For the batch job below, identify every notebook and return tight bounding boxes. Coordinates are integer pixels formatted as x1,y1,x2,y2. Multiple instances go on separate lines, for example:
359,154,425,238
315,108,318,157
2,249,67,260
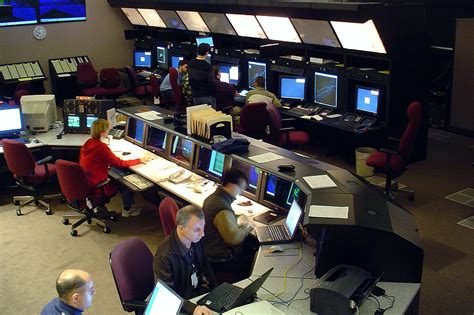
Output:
145,280,183,315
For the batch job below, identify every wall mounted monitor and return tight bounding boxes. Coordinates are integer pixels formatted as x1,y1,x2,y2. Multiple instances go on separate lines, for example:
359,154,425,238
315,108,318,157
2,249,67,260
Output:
0,1,37,26
280,76,306,101
355,86,380,116
145,126,168,156
126,117,145,145
0,107,23,138
121,8,147,26
138,8,166,28
85,115,98,128
177,11,209,32
39,0,86,23
219,64,239,85
231,159,260,198
256,16,301,43
314,72,338,108
157,46,168,69
248,61,266,89
169,135,195,168
134,51,152,68
262,173,306,211
330,19,386,54
196,36,214,47
225,14,267,39
171,55,184,69
195,146,227,182
157,10,186,30
200,12,236,36
290,19,341,48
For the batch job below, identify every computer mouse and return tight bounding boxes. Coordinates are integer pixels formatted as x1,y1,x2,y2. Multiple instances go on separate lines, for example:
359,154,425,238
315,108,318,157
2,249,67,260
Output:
122,151,131,156
34,139,40,143
268,245,284,253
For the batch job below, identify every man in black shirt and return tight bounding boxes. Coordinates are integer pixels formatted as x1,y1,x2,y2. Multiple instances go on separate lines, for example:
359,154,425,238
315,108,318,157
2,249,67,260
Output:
188,43,216,107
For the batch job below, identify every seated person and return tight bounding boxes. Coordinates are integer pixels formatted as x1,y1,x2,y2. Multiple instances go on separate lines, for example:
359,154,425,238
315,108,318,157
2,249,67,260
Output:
182,70,193,110
212,65,240,116
202,169,256,279
246,76,282,108
41,269,96,315
80,119,149,217
160,59,188,99
153,205,216,315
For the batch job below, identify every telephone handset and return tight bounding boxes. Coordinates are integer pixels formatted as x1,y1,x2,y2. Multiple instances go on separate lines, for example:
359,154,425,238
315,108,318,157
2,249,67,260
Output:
169,169,192,183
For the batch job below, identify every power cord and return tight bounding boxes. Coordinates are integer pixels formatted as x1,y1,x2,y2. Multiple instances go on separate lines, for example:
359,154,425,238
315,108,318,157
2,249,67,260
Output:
369,294,395,314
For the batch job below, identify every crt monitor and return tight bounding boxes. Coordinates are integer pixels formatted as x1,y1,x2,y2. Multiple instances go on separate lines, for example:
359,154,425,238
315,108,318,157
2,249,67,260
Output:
196,36,214,47
263,173,306,211
314,72,338,108
280,76,306,101
248,61,266,89
157,46,168,69
134,51,152,68
146,127,168,155
171,55,184,69
66,114,81,129
169,135,194,167
231,159,259,196
86,115,98,128
0,107,23,138
126,118,145,145
219,64,239,85
356,86,380,115
196,146,226,180
20,94,57,132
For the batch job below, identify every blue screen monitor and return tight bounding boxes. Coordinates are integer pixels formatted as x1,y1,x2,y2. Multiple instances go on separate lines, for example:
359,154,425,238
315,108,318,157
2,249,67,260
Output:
314,72,338,108
248,61,266,89
0,107,23,137
171,55,184,69
196,36,214,47
86,115,98,128
134,51,152,68
356,86,380,115
197,146,225,180
263,174,306,211
280,76,306,100
219,64,239,85
231,159,259,196
39,0,87,23
0,1,37,26
170,135,194,167
126,118,145,144
157,46,168,69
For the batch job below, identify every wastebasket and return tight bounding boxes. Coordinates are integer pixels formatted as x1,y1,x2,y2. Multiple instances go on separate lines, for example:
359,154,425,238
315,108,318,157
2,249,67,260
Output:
355,147,377,177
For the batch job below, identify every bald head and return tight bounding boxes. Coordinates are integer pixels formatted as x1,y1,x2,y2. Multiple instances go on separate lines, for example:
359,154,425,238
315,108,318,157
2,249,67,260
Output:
56,269,94,308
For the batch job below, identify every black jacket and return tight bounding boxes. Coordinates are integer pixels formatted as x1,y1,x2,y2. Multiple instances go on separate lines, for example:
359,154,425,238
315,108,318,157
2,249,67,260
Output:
153,230,217,314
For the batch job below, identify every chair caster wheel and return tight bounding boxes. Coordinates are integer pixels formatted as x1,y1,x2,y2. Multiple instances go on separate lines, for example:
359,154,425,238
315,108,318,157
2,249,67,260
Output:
34,200,40,206
46,209,52,215
70,230,78,237
16,209,22,216
62,218,69,225
14,200,20,206
103,227,111,234
110,214,119,222
87,219,92,224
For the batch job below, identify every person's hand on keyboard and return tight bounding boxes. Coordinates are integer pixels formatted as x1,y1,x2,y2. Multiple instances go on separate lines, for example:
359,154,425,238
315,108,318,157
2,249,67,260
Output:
193,305,214,315
140,155,155,164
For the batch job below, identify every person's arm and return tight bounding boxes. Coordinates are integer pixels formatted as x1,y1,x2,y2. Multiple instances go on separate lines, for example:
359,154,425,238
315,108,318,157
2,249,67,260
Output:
213,210,250,246
100,144,141,168
153,255,175,289
200,244,218,289
271,92,282,107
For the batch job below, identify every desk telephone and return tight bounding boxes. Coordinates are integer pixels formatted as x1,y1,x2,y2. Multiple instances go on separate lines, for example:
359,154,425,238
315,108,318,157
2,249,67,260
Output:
109,128,124,139
169,169,192,184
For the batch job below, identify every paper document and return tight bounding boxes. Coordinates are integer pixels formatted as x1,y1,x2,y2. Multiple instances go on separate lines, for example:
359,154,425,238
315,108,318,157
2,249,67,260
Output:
23,63,35,77
0,66,12,80
309,205,349,219
31,62,43,76
301,114,323,121
15,64,27,78
327,113,342,119
51,60,64,74
8,65,19,79
249,152,284,164
303,175,337,189
135,111,162,120
223,301,284,315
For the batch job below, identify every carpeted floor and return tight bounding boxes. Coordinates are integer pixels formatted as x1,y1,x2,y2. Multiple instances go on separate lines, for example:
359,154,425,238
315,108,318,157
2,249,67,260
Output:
0,129,473,314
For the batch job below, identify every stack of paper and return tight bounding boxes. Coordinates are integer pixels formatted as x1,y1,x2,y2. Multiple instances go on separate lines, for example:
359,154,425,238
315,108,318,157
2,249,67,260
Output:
303,174,337,189
249,152,283,163
186,105,232,139
135,111,162,120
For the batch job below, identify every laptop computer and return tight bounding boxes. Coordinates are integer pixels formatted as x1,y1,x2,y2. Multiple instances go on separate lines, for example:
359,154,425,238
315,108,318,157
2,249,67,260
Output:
254,199,303,245
196,268,273,313
145,280,184,315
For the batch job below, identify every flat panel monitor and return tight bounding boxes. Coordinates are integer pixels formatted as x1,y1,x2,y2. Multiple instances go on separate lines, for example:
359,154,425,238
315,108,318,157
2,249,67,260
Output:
196,36,214,47
169,135,194,168
39,0,86,23
138,8,166,28
144,280,183,315
146,126,167,156
0,1,37,26
263,173,306,211
177,11,209,32
171,55,184,69
86,115,98,128
200,12,236,36
134,51,152,68
66,114,81,129
126,118,145,145
330,19,386,54
196,146,225,181
356,86,380,115
248,61,266,89
231,159,259,196
225,14,267,39
291,19,341,48
219,64,239,85
280,76,306,101
0,107,23,138
256,16,301,43
157,10,186,30
157,46,168,69
314,72,338,108
121,8,147,26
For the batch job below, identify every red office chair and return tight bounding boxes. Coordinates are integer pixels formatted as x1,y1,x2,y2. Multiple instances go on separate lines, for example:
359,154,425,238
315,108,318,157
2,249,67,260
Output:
125,66,152,103
236,102,270,139
149,74,160,99
55,159,118,236
214,81,236,114
366,101,422,200
169,68,184,112
99,68,128,98
14,82,31,105
158,197,179,237
76,62,108,97
1,139,61,216
266,103,310,148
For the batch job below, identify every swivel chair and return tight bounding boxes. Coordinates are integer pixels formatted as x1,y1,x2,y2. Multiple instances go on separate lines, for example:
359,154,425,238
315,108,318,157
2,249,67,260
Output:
168,68,184,112
125,66,153,103
99,68,128,98
236,102,270,139
14,82,31,105
76,62,108,97
158,197,179,237
266,103,310,149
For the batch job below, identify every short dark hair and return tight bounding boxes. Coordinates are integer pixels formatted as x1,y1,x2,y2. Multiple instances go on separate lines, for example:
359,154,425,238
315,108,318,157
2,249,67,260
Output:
56,271,86,301
212,65,220,79
178,59,188,67
222,169,248,187
255,76,265,88
176,205,204,227
197,43,211,56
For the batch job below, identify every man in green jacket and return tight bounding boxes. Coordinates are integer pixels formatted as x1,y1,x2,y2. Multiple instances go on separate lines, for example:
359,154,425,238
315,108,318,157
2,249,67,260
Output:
246,76,282,108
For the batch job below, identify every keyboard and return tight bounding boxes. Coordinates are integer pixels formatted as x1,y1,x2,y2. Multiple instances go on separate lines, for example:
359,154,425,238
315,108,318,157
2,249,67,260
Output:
267,225,289,241
287,106,316,116
207,285,243,310
123,174,153,190
109,166,130,177
0,137,30,146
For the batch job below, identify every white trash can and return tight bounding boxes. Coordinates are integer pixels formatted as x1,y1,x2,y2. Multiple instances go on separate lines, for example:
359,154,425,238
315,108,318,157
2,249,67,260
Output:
355,147,377,177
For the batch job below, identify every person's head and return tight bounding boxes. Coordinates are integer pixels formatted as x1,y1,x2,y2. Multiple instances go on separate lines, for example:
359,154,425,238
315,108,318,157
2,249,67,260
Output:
212,65,220,80
254,76,265,89
197,43,211,57
90,119,109,139
176,205,205,246
222,169,248,198
56,269,95,310
178,59,188,74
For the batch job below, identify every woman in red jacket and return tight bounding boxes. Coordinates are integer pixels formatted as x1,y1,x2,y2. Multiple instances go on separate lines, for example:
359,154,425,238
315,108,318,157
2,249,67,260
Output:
80,119,147,217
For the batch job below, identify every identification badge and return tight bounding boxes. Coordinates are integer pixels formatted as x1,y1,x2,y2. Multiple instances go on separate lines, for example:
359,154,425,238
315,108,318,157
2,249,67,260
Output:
191,271,198,288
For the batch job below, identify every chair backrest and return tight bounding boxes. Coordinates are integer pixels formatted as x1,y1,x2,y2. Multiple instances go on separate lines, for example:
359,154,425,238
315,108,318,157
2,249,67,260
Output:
100,68,122,89
55,159,93,202
15,90,31,105
239,103,270,139
214,81,236,112
125,66,140,88
149,74,160,97
14,81,31,93
247,93,273,106
159,197,179,237
1,139,36,177
399,101,422,161
169,68,184,106
76,62,98,87
266,102,283,139
110,237,155,311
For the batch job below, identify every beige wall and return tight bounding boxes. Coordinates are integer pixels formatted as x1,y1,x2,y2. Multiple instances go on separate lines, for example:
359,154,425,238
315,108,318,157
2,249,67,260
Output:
0,0,134,94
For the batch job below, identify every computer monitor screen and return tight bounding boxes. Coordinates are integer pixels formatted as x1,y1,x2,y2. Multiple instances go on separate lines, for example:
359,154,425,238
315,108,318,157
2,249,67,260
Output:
197,146,225,179
134,51,152,68
0,1,37,26
330,19,386,54
264,174,306,211
67,115,80,128
200,12,236,36
86,115,98,128
171,55,184,69
126,118,145,144
170,135,193,166
157,10,186,30
196,36,214,47
256,16,301,43
138,8,166,28
231,159,259,195
177,11,209,32
280,76,306,100
248,61,266,89
121,8,147,26
226,14,266,39
39,0,86,23
290,19,341,48
219,64,239,85
356,86,380,115
314,72,338,108
0,107,23,137
146,127,167,154
144,280,183,315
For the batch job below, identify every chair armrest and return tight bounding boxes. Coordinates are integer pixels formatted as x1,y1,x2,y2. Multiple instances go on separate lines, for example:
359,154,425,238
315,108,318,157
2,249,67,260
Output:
123,299,147,311
380,148,400,156
37,155,53,165
279,127,296,132
95,178,110,189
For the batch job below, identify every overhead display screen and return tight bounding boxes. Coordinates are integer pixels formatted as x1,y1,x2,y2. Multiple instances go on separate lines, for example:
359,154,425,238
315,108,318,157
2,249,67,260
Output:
0,0,37,26
256,16,301,43
291,18,341,48
157,10,186,30
39,0,86,23
138,8,166,28
330,19,386,54
200,12,236,36
225,14,266,39
121,8,147,26
177,11,209,32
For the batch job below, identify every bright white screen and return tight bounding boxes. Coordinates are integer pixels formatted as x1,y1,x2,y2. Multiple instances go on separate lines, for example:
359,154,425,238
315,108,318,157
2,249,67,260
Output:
121,8,147,26
177,11,209,32
330,19,386,54
145,281,182,315
0,108,22,132
256,16,301,43
226,14,267,39
138,9,166,28
285,200,302,236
